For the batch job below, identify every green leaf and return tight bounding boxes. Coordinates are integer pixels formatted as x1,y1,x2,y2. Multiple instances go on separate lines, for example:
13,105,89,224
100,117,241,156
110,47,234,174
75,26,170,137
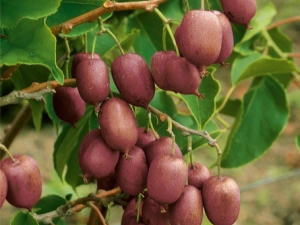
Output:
34,195,66,214
217,98,242,117
296,134,300,153
231,53,300,85
44,93,61,133
221,76,289,168
28,101,44,131
53,106,93,186
0,0,61,28
177,69,220,130
267,27,293,54
10,211,38,225
234,2,277,55
0,18,64,83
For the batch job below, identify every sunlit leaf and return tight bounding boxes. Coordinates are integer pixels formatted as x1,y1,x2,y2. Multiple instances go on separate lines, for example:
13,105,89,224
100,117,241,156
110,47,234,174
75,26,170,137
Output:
10,211,38,225
221,76,289,168
34,195,66,214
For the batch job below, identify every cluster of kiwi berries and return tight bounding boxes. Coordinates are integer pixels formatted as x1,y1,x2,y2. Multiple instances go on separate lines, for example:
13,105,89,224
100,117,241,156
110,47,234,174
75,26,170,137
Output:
0,0,257,223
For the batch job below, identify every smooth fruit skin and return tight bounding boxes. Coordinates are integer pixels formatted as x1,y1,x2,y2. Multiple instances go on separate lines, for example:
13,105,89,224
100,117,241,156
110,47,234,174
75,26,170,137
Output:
115,146,148,196
175,10,222,73
147,154,188,205
188,162,211,189
71,52,101,78
98,97,139,155
53,86,85,127
202,175,240,225
0,169,7,209
75,58,110,107
165,56,202,97
151,51,177,90
0,155,42,210
111,53,155,109
221,0,257,28
168,185,203,225
211,10,234,66
135,127,159,149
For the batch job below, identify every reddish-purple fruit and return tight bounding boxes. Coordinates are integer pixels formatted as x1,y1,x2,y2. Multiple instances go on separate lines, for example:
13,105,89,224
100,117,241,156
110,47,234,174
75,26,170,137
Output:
211,10,234,66
98,97,139,155
78,129,103,160
147,154,188,205
75,58,110,108
115,146,148,196
71,52,101,78
144,136,183,166
97,171,117,191
136,127,159,149
151,51,177,90
111,53,155,109
121,210,144,225
175,10,222,73
78,134,119,182
53,87,85,127
0,155,42,210
142,198,170,225
168,185,203,225
202,176,240,225
188,162,211,189
0,169,7,209
221,0,257,29
165,56,202,97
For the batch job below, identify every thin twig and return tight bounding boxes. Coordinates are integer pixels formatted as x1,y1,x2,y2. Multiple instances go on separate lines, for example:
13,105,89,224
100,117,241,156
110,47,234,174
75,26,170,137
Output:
266,16,300,30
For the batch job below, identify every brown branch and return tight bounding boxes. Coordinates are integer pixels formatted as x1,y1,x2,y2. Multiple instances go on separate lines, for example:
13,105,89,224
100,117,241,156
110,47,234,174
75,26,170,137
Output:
287,52,300,58
51,0,167,35
266,16,300,30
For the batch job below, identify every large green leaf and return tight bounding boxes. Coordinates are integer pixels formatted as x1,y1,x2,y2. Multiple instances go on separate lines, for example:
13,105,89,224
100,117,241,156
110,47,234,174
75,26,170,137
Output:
0,18,64,83
231,53,300,85
10,211,38,225
221,76,289,168
177,69,220,130
53,106,93,186
0,0,61,28
34,195,67,214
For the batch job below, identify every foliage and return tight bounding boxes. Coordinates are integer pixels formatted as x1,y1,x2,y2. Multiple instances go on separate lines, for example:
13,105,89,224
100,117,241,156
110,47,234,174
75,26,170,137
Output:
0,0,299,224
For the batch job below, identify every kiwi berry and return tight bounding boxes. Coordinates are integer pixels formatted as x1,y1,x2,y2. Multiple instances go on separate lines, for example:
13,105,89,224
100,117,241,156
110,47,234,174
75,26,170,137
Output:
188,162,211,189
136,127,159,149
0,169,7,209
71,52,101,78
142,197,171,225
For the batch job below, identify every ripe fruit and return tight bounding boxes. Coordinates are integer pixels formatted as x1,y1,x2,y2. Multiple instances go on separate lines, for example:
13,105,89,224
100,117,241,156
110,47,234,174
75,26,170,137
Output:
144,136,183,166
151,51,177,90
78,133,119,182
202,175,240,225
175,10,222,73
115,146,148,196
97,171,117,191
98,97,139,155
165,56,202,97
142,197,170,225
0,154,42,210
75,58,110,108
221,0,257,29
111,53,155,109
136,127,159,149
71,52,101,78
147,154,188,205
53,86,85,127
188,162,211,189
211,10,234,66
168,185,203,225
0,169,7,209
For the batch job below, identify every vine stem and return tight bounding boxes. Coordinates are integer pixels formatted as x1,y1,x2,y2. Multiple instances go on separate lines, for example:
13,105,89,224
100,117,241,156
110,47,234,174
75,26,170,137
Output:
87,202,107,225
266,16,300,30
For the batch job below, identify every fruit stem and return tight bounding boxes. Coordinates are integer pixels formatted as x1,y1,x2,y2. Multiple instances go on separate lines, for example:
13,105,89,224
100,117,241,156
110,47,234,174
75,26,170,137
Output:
215,144,222,178
0,143,15,162
167,117,175,156
84,33,88,53
63,37,71,79
182,0,190,12
91,32,98,59
148,112,160,140
136,193,144,223
97,18,125,55
153,8,180,56
187,135,194,167
200,0,205,10
215,85,235,114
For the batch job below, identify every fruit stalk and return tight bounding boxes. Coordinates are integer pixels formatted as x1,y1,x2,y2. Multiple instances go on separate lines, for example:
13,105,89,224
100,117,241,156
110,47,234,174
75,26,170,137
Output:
167,117,176,156
0,144,15,162
148,112,160,140
63,37,71,79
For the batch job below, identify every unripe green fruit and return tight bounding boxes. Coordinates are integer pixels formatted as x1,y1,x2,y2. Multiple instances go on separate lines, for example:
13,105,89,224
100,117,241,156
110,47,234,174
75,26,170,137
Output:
147,154,188,205
168,185,203,225
71,52,101,78
175,10,222,73
211,10,234,66
75,58,110,108
52,86,85,127
111,53,155,109
221,0,257,29
0,169,7,209
202,175,240,225
0,154,42,210
98,97,139,155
